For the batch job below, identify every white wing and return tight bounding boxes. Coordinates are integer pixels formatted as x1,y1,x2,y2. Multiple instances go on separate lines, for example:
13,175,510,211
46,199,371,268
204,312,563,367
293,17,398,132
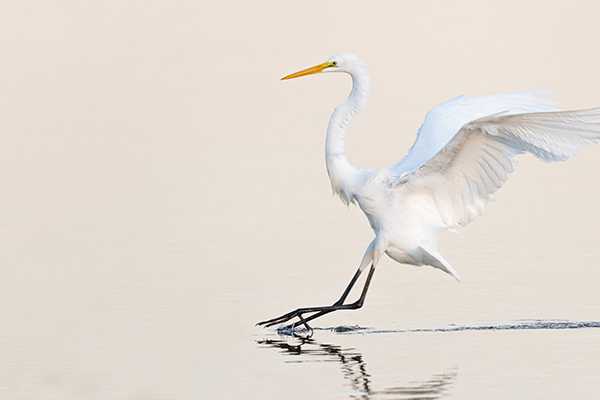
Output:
397,108,600,228
391,91,559,176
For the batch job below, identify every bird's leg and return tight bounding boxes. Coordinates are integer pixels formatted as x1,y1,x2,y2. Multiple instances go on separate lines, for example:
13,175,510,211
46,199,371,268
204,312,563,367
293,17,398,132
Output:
256,265,368,328
281,263,376,329
257,264,376,329
284,265,369,327
256,267,363,328
334,265,367,305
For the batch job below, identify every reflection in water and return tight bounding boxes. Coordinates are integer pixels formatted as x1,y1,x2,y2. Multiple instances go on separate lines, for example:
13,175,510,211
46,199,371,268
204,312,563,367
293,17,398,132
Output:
373,373,457,399
257,335,457,399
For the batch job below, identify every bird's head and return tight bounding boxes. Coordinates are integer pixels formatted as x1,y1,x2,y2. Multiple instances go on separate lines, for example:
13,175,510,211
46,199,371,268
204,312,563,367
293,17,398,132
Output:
281,53,366,80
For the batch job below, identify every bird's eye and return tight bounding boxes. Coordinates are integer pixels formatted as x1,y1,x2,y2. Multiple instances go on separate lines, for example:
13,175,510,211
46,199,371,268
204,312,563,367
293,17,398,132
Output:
332,61,338,66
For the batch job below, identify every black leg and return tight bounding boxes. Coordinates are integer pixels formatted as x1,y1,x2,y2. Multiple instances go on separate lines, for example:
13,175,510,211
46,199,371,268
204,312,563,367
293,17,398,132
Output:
335,265,367,305
257,263,376,329
281,264,376,329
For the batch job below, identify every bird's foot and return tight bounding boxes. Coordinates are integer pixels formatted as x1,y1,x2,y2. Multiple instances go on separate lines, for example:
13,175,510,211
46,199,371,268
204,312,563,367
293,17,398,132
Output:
257,301,356,331
256,306,323,329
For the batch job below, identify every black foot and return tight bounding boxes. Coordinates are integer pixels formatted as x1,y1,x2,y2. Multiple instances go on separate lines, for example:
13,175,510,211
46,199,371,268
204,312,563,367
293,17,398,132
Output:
257,301,360,330
256,306,324,329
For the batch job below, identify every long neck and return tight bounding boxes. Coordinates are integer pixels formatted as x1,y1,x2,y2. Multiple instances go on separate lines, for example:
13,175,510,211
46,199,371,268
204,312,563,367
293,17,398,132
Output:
326,69,370,205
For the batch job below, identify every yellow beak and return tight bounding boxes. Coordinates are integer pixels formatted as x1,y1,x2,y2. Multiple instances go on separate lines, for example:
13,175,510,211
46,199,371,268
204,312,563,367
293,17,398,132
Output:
281,61,337,80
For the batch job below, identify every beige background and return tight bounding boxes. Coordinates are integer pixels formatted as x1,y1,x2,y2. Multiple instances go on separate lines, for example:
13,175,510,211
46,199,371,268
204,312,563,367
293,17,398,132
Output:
1,1,599,398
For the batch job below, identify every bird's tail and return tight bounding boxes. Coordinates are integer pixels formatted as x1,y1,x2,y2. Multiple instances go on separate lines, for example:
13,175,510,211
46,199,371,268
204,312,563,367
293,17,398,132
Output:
419,247,461,282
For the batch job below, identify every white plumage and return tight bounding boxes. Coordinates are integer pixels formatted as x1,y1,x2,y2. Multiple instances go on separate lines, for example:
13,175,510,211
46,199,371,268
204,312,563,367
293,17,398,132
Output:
258,53,600,330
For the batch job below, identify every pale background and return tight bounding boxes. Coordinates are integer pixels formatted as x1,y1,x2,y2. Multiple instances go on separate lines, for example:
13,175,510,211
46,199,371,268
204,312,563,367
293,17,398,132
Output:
1,1,599,399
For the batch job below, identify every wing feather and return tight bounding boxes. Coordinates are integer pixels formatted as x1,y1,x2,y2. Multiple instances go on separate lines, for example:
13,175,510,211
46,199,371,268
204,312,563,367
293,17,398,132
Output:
398,108,600,228
391,91,559,175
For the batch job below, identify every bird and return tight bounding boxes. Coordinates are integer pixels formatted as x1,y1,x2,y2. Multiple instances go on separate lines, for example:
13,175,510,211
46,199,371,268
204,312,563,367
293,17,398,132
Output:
257,53,600,331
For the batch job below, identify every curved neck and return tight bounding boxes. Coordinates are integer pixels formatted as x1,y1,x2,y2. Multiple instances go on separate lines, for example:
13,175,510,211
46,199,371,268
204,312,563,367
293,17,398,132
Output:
326,70,370,204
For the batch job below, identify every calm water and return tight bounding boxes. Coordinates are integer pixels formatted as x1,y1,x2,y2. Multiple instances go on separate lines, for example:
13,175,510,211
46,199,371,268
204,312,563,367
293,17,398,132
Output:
1,2,600,399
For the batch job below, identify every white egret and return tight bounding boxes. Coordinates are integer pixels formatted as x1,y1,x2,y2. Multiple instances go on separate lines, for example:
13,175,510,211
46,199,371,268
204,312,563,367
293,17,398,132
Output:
258,53,600,330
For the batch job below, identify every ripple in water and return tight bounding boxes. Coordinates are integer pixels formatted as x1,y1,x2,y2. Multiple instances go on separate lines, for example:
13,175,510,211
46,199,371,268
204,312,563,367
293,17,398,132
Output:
273,319,600,336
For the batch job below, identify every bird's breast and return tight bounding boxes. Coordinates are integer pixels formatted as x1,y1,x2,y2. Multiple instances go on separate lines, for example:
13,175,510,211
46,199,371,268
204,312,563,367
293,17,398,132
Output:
356,172,443,255
356,186,402,234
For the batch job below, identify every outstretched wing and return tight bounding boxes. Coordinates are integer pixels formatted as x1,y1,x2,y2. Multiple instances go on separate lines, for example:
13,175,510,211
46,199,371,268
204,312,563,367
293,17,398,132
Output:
391,91,559,176
397,108,600,228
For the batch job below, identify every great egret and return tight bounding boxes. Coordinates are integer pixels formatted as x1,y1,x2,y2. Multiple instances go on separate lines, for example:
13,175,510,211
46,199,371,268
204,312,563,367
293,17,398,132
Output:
257,53,600,330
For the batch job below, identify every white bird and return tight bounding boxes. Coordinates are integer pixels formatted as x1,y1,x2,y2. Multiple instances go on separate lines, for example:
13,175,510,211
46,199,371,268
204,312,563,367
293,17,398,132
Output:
257,53,600,330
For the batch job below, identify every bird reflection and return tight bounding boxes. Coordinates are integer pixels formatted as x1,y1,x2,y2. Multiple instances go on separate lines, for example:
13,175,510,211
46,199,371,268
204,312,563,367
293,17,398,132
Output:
257,335,456,399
